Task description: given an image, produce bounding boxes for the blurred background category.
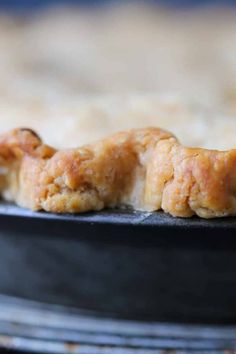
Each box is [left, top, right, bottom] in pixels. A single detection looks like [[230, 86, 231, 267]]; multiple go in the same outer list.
[[2, 0, 236, 9], [0, 0, 236, 150]]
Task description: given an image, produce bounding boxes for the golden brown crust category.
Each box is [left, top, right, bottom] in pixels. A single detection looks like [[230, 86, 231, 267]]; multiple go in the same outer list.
[[145, 139, 236, 218], [1, 127, 236, 218]]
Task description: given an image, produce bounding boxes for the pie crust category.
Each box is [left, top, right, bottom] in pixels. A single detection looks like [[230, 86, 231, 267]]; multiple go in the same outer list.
[[0, 127, 236, 219]]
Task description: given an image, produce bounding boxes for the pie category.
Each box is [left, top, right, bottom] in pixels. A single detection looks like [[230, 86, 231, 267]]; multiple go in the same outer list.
[[0, 5, 236, 218], [1, 127, 236, 219]]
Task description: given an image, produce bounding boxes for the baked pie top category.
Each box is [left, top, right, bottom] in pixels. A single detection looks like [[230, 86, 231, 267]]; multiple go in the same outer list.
[[1, 127, 236, 219], [1, 6, 236, 151]]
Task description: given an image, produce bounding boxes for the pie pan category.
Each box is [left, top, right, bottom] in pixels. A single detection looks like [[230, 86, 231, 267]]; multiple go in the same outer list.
[[0, 202, 236, 324]]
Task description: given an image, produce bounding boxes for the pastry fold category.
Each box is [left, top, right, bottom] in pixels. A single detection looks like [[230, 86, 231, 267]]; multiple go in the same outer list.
[[0, 127, 236, 218]]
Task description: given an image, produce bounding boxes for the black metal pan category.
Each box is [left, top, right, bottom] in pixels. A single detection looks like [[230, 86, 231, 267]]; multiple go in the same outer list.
[[0, 202, 236, 324]]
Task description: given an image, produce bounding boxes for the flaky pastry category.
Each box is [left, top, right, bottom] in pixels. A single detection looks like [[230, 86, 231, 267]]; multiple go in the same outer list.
[[0, 127, 236, 219]]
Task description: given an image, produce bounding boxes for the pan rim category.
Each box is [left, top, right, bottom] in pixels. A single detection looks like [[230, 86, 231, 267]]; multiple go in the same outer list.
[[0, 201, 236, 229]]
